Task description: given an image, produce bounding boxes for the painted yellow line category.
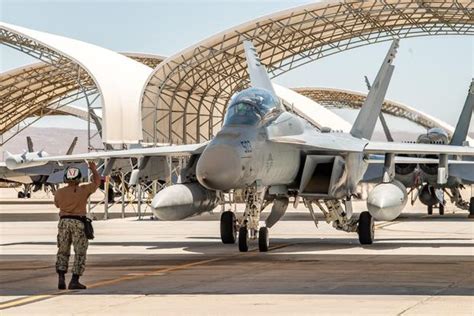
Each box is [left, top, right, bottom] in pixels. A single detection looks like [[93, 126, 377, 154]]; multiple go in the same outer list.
[[376, 221, 400, 229], [0, 294, 59, 310], [87, 257, 224, 289], [0, 243, 295, 311]]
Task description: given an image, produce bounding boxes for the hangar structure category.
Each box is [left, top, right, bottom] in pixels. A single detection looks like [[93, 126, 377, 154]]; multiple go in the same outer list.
[[1, 0, 473, 150], [0, 53, 164, 146], [0, 22, 155, 147], [141, 0, 474, 145]]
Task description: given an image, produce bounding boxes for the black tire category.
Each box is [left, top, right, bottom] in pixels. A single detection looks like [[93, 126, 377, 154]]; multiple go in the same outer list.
[[469, 197, 474, 217], [26, 193, 31, 199], [358, 211, 374, 245], [17, 191, 25, 199], [439, 203, 445, 215], [427, 205, 433, 215], [220, 211, 236, 244], [238, 226, 249, 252], [258, 227, 269, 252]]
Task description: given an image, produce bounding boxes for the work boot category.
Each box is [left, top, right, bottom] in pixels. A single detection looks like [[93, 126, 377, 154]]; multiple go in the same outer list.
[[68, 274, 87, 290], [57, 271, 66, 290]]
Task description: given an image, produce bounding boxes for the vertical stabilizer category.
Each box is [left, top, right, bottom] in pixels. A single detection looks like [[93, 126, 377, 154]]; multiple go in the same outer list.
[[26, 136, 34, 153], [365, 75, 394, 142], [66, 137, 78, 155], [243, 40, 277, 97], [351, 40, 399, 139], [450, 79, 474, 146]]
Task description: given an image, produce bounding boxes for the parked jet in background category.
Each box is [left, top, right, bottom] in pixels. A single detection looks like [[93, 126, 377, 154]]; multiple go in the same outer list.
[[6, 40, 474, 252], [364, 80, 474, 216], [0, 136, 78, 198]]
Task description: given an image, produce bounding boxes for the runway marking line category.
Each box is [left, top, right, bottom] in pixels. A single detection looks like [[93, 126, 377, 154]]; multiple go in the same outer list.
[[0, 242, 294, 311], [0, 221, 393, 309]]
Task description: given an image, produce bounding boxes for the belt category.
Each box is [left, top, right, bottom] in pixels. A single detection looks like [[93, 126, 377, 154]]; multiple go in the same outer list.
[[60, 215, 86, 221]]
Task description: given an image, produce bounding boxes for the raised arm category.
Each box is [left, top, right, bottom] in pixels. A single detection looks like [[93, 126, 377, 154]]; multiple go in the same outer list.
[[88, 161, 101, 187]]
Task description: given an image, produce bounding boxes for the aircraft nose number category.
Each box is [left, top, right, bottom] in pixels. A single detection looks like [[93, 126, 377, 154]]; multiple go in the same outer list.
[[240, 140, 252, 153]]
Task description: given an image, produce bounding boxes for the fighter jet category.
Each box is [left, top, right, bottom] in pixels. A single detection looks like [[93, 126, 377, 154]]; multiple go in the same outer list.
[[364, 80, 474, 216], [6, 40, 474, 252], [0, 136, 79, 198]]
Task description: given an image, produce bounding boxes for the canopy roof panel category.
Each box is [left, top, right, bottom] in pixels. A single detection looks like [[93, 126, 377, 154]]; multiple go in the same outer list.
[[1, 22, 155, 144], [0, 52, 164, 145], [141, 0, 473, 145]]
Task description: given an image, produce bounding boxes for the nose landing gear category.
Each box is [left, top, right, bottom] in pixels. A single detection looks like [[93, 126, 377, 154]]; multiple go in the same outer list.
[[220, 187, 270, 252], [236, 224, 269, 252]]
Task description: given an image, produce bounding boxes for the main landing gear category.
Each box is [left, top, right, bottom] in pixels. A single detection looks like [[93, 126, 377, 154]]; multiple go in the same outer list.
[[220, 211, 237, 244], [308, 199, 373, 245], [17, 184, 31, 199], [469, 197, 474, 219], [357, 211, 374, 245]]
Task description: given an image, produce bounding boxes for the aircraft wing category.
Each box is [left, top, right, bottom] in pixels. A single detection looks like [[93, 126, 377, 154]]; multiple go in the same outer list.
[[270, 134, 474, 156], [269, 133, 367, 153], [367, 155, 474, 165], [6, 143, 208, 170], [364, 142, 474, 156]]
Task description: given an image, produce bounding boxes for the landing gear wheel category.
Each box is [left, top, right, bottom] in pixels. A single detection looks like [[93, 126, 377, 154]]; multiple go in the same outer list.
[[427, 205, 433, 215], [439, 203, 445, 215], [469, 197, 474, 218], [258, 227, 269, 252], [17, 192, 25, 199], [220, 211, 236, 244], [26, 193, 31, 199], [238, 226, 249, 252], [358, 211, 374, 245]]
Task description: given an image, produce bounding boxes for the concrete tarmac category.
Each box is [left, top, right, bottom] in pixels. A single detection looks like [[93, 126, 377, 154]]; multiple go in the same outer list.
[[0, 199, 473, 315]]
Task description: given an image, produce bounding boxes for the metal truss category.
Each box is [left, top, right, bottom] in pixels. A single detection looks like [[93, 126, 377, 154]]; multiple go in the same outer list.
[[294, 87, 451, 133], [141, 0, 474, 145], [86, 156, 185, 220]]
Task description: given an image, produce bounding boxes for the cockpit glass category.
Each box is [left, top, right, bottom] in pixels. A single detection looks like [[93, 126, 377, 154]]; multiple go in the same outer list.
[[223, 88, 280, 126], [427, 128, 448, 138]]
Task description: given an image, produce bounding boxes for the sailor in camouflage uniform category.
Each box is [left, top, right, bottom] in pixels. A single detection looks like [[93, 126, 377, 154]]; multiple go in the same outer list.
[[54, 162, 100, 290]]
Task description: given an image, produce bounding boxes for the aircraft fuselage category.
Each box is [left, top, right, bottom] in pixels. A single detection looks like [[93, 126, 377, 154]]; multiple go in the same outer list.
[[196, 124, 300, 191]]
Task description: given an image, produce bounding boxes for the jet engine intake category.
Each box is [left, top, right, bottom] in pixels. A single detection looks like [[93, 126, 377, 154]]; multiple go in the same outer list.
[[419, 154, 439, 176], [151, 183, 219, 220], [394, 154, 417, 175], [367, 180, 407, 221]]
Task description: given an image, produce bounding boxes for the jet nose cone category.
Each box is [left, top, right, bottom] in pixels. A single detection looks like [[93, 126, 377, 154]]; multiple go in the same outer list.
[[196, 145, 241, 191]]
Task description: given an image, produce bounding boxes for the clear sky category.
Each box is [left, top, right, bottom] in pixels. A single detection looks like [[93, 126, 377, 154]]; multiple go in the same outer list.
[[1, 0, 473, 128]]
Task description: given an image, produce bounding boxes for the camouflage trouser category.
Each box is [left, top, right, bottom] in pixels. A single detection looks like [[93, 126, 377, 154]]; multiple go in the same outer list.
[[55, 218, 89, 275]]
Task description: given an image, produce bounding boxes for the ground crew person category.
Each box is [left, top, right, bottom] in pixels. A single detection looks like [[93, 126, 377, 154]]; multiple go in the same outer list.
[[54, 162, 100, 290]]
